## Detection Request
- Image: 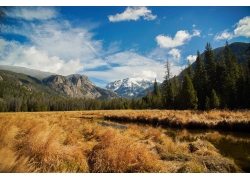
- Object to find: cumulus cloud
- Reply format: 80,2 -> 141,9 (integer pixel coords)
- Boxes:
84,65 -> 166,84
7,7 -> 58,21
234,16 -> 250,38
84,50 -> 186,85
92,51 -> 166,82
214,16 -> 250,41
155,30 -> 200,49
186,55 -> 197,64
105,51 -> 157,67
168,48 -> 181,62
0,17 -> 106,75
192,29 -> 201,36
108,6 -> 157,22
0,40 -> 84,75
214,29 -> 234,41
133,70 -> 157,80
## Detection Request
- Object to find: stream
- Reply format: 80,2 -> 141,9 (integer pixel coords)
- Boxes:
97,119 -> 250,173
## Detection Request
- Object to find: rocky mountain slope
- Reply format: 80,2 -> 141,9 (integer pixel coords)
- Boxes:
106,77 -> 161,98
0,68 -> 120,100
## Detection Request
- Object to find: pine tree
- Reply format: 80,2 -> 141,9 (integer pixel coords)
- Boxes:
193,51 -> 207,110
161,59 -> 172,109
166,82 -> 175,109
216,50 -> 227,108
180,74 -> 198,110
187,60 -> 194,80
153,78 -> 161,97
209,89 -> 220,109
224,41 -> 239,108
205,96 -> 210,110
204,42 -> 216,92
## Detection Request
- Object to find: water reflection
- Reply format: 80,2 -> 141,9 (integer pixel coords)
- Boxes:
171,128 -> 250,173
103,119 -> 250,172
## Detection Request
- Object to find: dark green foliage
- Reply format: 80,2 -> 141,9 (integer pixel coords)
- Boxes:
153,78 -> 161,98
1,41 -> 250,112
206,89 -> 220,110
187,60 -> 194,80
180,74 -> 198,110
204,43 -> 216,93
193,51 -> 207,110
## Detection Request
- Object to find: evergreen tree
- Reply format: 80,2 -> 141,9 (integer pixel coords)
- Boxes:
166,82 -> 175,109
172,76 -> 181,109
161,59 -> 172,109
224,41 -> 240,108
21,101 -> 28,112
193,51 -> 207,110
209,89 -> 220,109
187,60 -> 194,80
204,42 -> 216,92
180,74 -> 198,110
153,78 -> 161,97
215,50 -> 228,108
205,96 -> 210,110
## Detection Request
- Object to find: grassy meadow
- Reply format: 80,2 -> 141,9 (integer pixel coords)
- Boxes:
0,110 -> 248,173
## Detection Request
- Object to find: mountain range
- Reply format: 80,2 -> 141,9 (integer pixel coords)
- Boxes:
0,65 -> 119,100
106,77 -> 161,98
0,42 -> 249,100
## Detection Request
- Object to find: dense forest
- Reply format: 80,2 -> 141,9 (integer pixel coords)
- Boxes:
0,41 -> 250,112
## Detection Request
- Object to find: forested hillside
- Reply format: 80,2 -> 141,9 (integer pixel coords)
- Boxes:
0,41 -> 250,112
154,41 -> 250,110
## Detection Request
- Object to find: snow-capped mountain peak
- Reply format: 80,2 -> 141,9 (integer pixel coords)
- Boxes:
105,79 -> 122,91
105,77 -> 160,98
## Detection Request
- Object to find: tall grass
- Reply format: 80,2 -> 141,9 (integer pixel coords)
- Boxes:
103,109 -> 250,132
0,111 -> 243,173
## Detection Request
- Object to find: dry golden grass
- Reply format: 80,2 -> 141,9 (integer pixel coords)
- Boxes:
103,109 -> 250,132
0,110 -> 244,173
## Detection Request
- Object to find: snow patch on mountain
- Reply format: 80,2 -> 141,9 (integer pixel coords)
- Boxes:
105,77 -> 160,98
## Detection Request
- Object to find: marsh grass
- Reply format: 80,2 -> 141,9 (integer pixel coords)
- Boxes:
0,110 -> 244,173
104,110 -> 250,132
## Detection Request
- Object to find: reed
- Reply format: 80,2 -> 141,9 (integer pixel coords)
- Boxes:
0,111 -> 244,173
103,109 -> 250,132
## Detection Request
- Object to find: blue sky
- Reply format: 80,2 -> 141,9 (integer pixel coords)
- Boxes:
0,1 -> 250,87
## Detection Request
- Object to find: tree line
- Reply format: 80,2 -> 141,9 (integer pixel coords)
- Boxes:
0,41 -> 250,112
154,41 -> 250,110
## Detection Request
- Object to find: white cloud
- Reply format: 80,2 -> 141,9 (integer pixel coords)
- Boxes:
214,16 -> 250,41
0,16 -> 110,76
85,65 -> 165,84
105,51 -> 157,67
0,40 -> 84,75
155,30 -> 200,49
192,29 -> 201,36
108,6 -> 157,22
25,21 -> 103,61
168,48 -> 181,62
186,55 -> 197,64
133,70 -> 157,80
85,51 -> 166,83
1,17 -> 108,74
214,29 -> 234,41
7,7 -> 58,21
234,16 -> 250,38
84,50 -> 186,86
